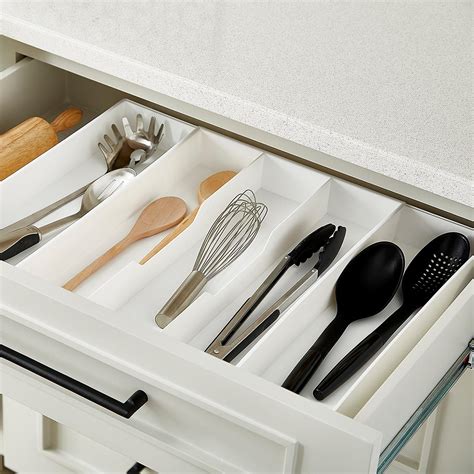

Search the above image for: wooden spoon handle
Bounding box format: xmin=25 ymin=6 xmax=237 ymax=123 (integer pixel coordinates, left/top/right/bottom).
xmin=50 ymin=107 xmax=83 ymax=133
xmin=63 ymin=236 xmax=132 ymax=291
xmin=139 ymin=206 xmax=199 ymax=265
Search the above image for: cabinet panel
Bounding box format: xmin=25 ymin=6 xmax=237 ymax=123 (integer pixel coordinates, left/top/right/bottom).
xmin=2 ymin=396 xmax=152 ymax=473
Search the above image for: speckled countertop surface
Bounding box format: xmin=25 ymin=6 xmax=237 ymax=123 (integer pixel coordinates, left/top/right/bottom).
xmin=1 ymin=1 xmax=472 ymax=207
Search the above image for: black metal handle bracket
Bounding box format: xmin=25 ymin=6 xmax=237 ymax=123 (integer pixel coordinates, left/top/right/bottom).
xmin=0 ymin=344 xmax=148 ymax=419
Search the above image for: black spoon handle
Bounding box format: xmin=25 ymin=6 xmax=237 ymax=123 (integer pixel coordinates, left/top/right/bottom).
xmin=282 ymin=317 xmax=347 ymax=394
xmin=314 ymin=303 xmax=417 ymax=400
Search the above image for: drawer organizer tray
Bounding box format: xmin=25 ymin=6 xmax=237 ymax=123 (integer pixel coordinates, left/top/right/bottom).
xmin=1 ymin=55 xmax=473 ymax=473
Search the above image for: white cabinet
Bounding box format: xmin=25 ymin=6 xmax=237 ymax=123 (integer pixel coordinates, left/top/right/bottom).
xmin=387 ymin=370 xmax=473 ymax=474
xmin=0 ymin=47 xmax=472 ymax=474
xmin=2 ymin=396 xmax=148 ymax=473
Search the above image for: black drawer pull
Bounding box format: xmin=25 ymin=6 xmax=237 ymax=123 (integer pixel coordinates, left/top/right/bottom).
xmin=127 ymin=462 xmax=146 ymax=473
xmin=1 ymin=345 xmax=148 ymax=419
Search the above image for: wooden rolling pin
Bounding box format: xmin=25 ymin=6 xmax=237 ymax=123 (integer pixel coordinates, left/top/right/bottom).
xmin=0 ymin=107 xmax=83 ymax=180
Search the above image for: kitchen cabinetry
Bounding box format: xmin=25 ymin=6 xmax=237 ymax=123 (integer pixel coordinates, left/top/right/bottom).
xmin=0 ymin=38 xmax=472 ymax=474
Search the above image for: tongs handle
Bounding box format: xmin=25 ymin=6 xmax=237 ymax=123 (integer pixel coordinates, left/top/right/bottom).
xmin=206 ymin=257 xmax=292 ymax=358
xmin=206 ymin=225 xmax=347 ymax=362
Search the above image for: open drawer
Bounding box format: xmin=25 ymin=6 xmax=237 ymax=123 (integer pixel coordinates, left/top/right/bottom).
xmin=1 ymin=54 xmax=473 ymax=473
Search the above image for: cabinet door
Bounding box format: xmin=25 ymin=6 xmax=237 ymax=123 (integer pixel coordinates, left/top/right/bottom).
xmin=386 ymin=370 xmax=473 ymax=474
xmin=2 ymin=397 xmax=144 ymax=473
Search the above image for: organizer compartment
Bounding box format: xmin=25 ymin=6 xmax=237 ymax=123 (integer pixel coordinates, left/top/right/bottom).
xmin=185 ymin=178 xmax=402 ymax=354
xmin=237 ymin=205 xmax=472 ymax=411
xmin=0 ymin=58 xmax=126 ymax=165
xmin=1 ymin=98 xmax=195 ymax=230
xmin=18 ymin=127 xmax=263 ymax=297
xmin=85 ymin=155 xmax=331 ymax=339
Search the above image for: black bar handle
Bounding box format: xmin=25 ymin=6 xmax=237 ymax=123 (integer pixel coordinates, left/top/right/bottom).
xmin=1 ymin=345 xmax=148 ymax=419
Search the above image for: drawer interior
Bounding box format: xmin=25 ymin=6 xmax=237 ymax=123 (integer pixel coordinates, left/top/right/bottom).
xmin=0 ymin=57 xmax=126 ymax=138
xmin=2 ymin=56 xmax=473 ymax=440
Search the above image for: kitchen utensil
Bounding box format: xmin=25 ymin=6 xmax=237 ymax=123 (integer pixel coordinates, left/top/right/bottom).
xmin=0 ymin=107 xmax=83 ymax=180
xmin=98 ymin=123 xmax=130 ymax=171
xmin=282 ymin=241 xmax=405 ymax=394
xmin=122 ymin=114 xmax=164 ymax=155
xmin=63 ymin=196 xmax=187 ymax=291
xmin=0 ymin=184 xmax=90 ymax=234
xmin=2 ymin=122 xmax=140 ymax=237
xmin=314 ymin=232 xmax=470 ymax=400
xmin=0 ymin=168 xmax=136 ymax=261
xmin=155 ymin=190 xmax=268 ymax=329
xmin=139 ymin=170 xmax=237 ymax=264
xmin=206 ymin=224 xmax=346 ymax=362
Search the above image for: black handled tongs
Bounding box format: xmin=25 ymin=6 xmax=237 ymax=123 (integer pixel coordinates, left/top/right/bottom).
xmin=206 ymin=224 xmax=346 ymax=362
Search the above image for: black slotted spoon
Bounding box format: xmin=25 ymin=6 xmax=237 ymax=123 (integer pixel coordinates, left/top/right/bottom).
xmin=314 ymin=232 xmax=470 ymax=401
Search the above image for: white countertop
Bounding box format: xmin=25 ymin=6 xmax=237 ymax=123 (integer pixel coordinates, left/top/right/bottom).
xmin=1 ymin=1 xmax=471 ymax=208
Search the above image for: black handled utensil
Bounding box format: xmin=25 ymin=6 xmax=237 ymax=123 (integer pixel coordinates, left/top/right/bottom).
xmin=313 ymin=232 xmax=470 ymax=400
xmin=282 ymin=241 xmax=405 ymax=394
xmin=206 ymin=224 xmax=346 ymax=362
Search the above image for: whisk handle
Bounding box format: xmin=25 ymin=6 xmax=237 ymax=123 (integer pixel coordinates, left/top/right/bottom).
xmin=155 ymin=270 xmax=208 ymax=328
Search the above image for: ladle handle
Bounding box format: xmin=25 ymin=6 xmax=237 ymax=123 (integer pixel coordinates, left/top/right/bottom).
xmin=37 ymin=211 xmax=81 ymax=235
xmin=282 ymin=318 xmax=347 ymax=394
xmin=314 ymin=303 xmax=416 ymax=400
xmin=0 ymin=225 xmax=41 ymax=260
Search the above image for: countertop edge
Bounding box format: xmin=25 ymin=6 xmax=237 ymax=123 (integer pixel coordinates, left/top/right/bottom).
xmin=1 ymin=14 xmax=471 ymax=208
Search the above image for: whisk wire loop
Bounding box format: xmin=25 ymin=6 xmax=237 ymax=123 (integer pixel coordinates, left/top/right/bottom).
xmin=194 ymin=190 xmax=267 ymax=279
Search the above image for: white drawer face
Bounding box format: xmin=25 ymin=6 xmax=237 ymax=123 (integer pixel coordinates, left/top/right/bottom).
xmin=1 ymin=57 xmax=472 ymax=473
xmin=3 ymin=397 xmax=148 ymax=473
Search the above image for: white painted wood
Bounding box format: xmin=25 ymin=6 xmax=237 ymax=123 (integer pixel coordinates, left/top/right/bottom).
xmin=356 ymin=279 xmax=473 ymax=449
xmin=2 ymin=396 xmax=151 ymax=473
xmin=426 ymin=370 xmax=473 ymax=474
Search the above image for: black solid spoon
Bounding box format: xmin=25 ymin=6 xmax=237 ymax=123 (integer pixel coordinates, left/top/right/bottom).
xmin=314 ymin=232 xmax=470 ymax=401
xmin=282 ymin=241 xmax=405 ymax=394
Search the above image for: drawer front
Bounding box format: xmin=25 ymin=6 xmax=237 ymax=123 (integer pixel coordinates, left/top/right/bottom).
xmin=356 ymin=279 xmax=473 ymax=450
xmin=1 ymin=264 xmax=381 ymax=473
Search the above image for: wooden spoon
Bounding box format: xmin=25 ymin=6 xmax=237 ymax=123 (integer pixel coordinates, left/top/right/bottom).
xmin=63 ymin=196 xmax=187 ymax=291
xmin=139 ymin=170 xmax=237 ymax=264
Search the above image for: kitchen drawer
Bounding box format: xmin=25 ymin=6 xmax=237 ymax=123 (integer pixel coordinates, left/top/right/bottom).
xmin=3 ymin=396 xmax=151 ymax=473
xmin=1 ymin=54 xmax=473 ymax=473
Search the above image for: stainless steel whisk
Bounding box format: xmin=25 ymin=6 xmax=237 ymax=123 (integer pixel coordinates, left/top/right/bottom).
xmin=155 ymin=190 xmax=268 ymax=328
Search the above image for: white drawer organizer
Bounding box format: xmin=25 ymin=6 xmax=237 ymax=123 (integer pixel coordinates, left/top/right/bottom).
xmin=1 ymin=55 xmax=473 ymax=474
